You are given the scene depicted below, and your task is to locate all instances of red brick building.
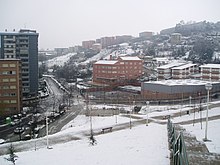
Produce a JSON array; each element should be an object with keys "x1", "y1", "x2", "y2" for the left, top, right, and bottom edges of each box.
[
  {"x1": 93, "y1": 56, "x2": 143, "y2": 85},
  {"x1": 0, "y1": 59, "x2": 22, "y2": 117}
]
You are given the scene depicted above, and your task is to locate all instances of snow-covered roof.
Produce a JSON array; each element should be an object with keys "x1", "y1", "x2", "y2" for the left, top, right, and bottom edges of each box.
[
  {"x1": 145, "y1": 79, "x2": 219, "y2": 86},
  {"x1": 200, "y1": 64, "x2": 220, "y2": 69},
  {"x1": 119, "y1": 56, "x2": 141, "y2": 61},
  {"x1": 157, "y1": 62, "x2": 186, "y2": 69},
  {"x1": 172, "y1": 63, "x2": 197, "y2": 70},
  {"x1": 94, "y1": 60, "x2": 118, "y2": 65}
]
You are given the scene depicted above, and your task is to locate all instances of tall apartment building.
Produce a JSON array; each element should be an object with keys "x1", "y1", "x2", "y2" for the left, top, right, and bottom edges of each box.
[
  {"x1": 0, "y1": 59, "x2": 22, "y2": 116},
  {"x1": 200, "y1": 64, "x2": 220, "y2": 81},
  {"x1": 93, "y1": 56, "x2": 143, "y2": 85},
  {"x1": 82, "y1": 40, "x2": 96, "y2": 49},
  {"x1": 0, "y1": 29, "x2": 39, "y2": 97}
]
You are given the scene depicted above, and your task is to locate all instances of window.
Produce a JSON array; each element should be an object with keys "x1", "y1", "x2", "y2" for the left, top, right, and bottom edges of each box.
[
  {"x1": 10, "y1": 86, "x2": 16, "y2": 89},
  {"x1": 11, "y1": 100, "x2": 17, "y2": 104},
  {"x1": 2, "y1": 64, "x2": 8, "y2": 67},
  {"x1": 2, "y1": 79, "x2": 9, "y2": 82},
  {"x1": 3, "y1": 100, "x2": 10, "y2": 103},
  {"x1": 3, "y1": 86, "x2": 9, "y2": 89},
  {"x1": 10, "y1": 78, "x2": 16, "y2": 82}
]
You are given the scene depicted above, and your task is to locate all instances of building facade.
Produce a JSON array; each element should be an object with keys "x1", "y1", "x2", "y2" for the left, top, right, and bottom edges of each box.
[
  {"x1": 170, "y1": 33, "x2": 182, "y2": 45},
  {"x1": 0, "y1": 59, "x2": 22, "y2": 116},
  {"x1": 0, "y1": 29, "x2": 39, "y2": 97},
  {"x1": 93, "y1": 56, "x2": 143, "y2": 85},
  {"x1": 157, "y1": 62, "x2": 186, "y2": 80},
  {"x1": 172, "y1": 63, "x2": 198, "y2": 79},
  {"x1": 82, "y1": 40, "x2": 96, "y2": 49},
  {"x1": 200, "y1": 64, "x2": 220, "y2": 81},
  {"x1": 141, "y1": 79, "x2": 220, "y2": 101}
]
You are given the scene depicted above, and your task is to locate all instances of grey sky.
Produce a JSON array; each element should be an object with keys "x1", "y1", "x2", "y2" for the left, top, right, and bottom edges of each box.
[{"x1": 0, "y1": 0, "x2": 219, "y2": 49}]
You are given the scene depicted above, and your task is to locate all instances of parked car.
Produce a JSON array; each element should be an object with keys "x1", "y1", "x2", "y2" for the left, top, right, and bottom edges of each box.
[
  {"x1": 22, "y1": 134, "x2": 31, "y2": 141},
  {"x1": 0, "y1": 139, "x2": 5, "y2": 144},
  {"x1": 10, "y1": 119, "x2": 20, "y2": 126},
  {"x1": 14, "y1": 127, "x2": 25, "y2": 134}
]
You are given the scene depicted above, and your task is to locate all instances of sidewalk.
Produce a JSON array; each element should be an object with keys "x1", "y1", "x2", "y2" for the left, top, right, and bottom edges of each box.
[{"x1": 175, "y1": 125, "x2": 220, "y2": 165}]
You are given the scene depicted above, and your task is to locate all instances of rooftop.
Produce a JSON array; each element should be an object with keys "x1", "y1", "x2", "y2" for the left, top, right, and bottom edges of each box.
[
  {"x1": 144, "y1": 79, "x2": 219, "y2": 86},
  {"x1": 200, "y1": 64, "x2": 220, "y2": 69},
  {"x1": 157, "y1": 62, "x2": 186, "y2": 69},
  {"x1": 172, "y1": 63, "x2": 197, "y2": 70},
  {"x1": 119, "y1": 56, "x2": 141, "y2": 61},
  {"x1": 94, "y1": 60, "x2": 118, "y2": 65}
]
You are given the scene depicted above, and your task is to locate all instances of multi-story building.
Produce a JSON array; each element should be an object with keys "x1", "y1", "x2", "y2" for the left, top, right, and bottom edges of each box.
[
  {"x1": 100, "y1": 37, "x2": 116, "y2": 48},
  {"x1": 139, "y1": 31, "x2": 153, "y2": 38},
  {"x1": 0, "y1": 29, "x2": 39, "y2": 97},
  {"x1": 0, "y1": 59, "x2": 22, "y2": 116},
  {"x1": 82, "y1": 40, "x2": 96, "y2": 49},
  {"x1": 93, "y1": 56, "x2": 143, "y2": 85},
  {"x1": 172, "y1": 63, "x2": 198, "y2": 79},
  {"x1": 200, "y1": 64, "x2": 220, "y2": 81},
  {"x1": 170, "y1": 33, "x2": 182, "y2": 45},
  {"x1": 157, "y1": 62, "x2": 186, "y2": 80}
]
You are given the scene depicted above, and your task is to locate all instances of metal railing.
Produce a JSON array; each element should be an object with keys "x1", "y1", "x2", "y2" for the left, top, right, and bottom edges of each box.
[{"x1": 167, "y1": 118, "x2": 189, "y2": 165}]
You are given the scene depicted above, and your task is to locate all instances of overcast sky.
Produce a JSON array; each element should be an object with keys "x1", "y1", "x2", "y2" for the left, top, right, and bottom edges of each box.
[{"x1": 0, "y1": 0, "x2": 219, "y2": 49}]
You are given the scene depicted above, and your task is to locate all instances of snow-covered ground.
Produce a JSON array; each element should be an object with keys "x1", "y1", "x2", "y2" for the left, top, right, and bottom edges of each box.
[
  {"x1": 46, "y1": 53, "x2": 76, "y2": 67},
  {"x1": 0, "y1": 116, "x2": 170, "y2": 165},
  {"x1": 183, "y1": 119, "x2": 220, "y2": 154},
  {"x1": 1, "y1": 101, "x2": 220, "y2": 164}
]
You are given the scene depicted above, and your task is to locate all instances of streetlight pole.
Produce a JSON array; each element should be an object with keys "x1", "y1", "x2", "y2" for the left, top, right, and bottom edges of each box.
[
  {"x1": 189, "y1": 96, "x2": 192, "y2": 115},
  {"x1": 204, "y1": 83, "x2": 212, "y2": 141},
  {"x1": 46, "y1": 115, "x2": 49, "y2": 149},
  {"x1": 146, "y1": 101, "x2": 149, "y2": 126}
]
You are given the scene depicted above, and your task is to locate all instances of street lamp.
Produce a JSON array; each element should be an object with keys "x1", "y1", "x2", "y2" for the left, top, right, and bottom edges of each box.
[
  {"x1": 146, "y1": 101, "x2": 150, "y2": 126},
  {"x1": 204, "y1": 83, "x2": 212, "y2": 141},
  {"x1": 189, "y1": 96, "x2": 192, "y2": 114}
]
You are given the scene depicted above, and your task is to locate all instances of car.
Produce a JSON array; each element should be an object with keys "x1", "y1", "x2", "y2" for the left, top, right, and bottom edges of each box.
[
  {"x1": 22, "y1": 134, "x2": 31, "y2": 141},
  {"x1": 14, "y1": 127, "x2": 25, "y2": 134},
  {"x1": 0, "y1": 139, "x2": 5, "y2": 144},
  {"x1": 34, "y1": 127, "x2": 40, "y2": 133},
  {"x1": 10, "y1": 119, "x2": 20, "y2": 126}
]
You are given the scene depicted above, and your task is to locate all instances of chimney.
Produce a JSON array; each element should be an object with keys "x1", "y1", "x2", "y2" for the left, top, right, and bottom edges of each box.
[{"x1": 110, "y1": 55, "x2": 112, "y2": 60}]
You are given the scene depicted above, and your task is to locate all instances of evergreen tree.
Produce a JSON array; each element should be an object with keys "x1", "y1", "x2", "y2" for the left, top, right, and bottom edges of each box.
[{"x1": 5, "y1": 144, "x2": 18, "y2": 165}]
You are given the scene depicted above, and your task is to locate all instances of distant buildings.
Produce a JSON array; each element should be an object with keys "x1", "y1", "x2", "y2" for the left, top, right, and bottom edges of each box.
[
  {"x1": 200, "y1": 64, "x2": 220, "y2": 81},
  {"x1": 93, "y1": 56, "x2": 143, "y2": 85},
  {"x1": 139, "y1": 31, "x2": 153, "y2": 38},
  {"x1": 0, "y1": 29, "x2": 39, "y2": 97},
  {"x1": 82, "y1": 40, "x2": 96, "y2": 49},
  {"x1": 0, "y1": 59, "x2": 22, "y2": 116},
  {"x1": 170, "y1": 33, "x2": 182, "y2": 45},
  {"x1": 82, "y1": 35, "x2": 133, "y2": 49}
]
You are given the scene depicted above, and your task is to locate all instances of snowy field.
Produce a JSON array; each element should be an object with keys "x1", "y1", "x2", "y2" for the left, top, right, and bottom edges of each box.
[
  {"x1": 1, "y1": 101, "x2": 220, "y2": 165},
  {"x1": 0, "y1": 122, "x2": 170, "y2": 165},
  {"x1": 46, "y1": 53, "x2": 76, "y2": 67}
]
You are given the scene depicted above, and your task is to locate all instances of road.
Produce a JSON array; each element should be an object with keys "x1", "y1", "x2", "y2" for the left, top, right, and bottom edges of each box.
[{"x1": 38, "y1": 77, "x2": 85, "y2": 137}]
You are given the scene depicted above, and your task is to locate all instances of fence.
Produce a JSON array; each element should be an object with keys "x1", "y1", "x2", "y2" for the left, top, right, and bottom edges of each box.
[{"x1": 167, "y1": 118, "x2": 189, "y2": 165}]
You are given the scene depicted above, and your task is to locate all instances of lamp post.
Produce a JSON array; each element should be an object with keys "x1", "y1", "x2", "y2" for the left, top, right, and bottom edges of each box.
[
  {"x1": 146, "y1": 101, "x2": 149, "y2": 126},
  {"x1": 189, "y1": 96, "x2": 192, "y2": 114},
  {"x1": 204, "y1": 83, "x2": 212, "y2": 141},
  {"x1": 46, "y1": 114, "x2": 49, "y2": 149}
]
